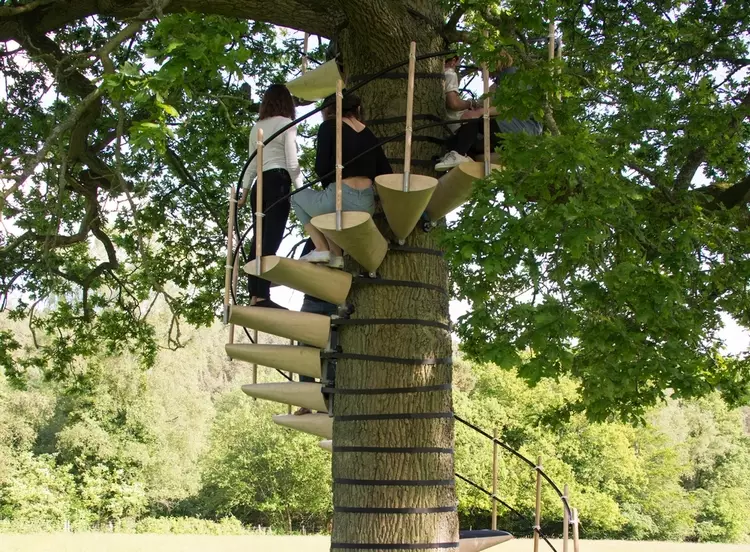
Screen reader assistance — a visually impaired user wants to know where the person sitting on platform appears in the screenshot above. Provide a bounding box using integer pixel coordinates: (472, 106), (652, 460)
(239, 84), (302, 309)
(294, 237), (338, 416)
(434, 52), (480, 172)
(434, 50), (542, 172)
(292, 93), (392, 269)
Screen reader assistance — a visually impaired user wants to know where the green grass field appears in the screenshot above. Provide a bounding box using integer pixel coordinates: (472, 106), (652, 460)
(1, 534), (748, 552)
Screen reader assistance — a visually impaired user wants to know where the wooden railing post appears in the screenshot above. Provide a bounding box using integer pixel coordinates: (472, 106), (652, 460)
(562, 484), (570, 552)
(252, 329), (258, 384)
(254, 127), (264, 278)
(491, 428), (498, 530)
(223, 186), (236, 328)
(572, 507), (580, 552)
(533, 456), (542, 552)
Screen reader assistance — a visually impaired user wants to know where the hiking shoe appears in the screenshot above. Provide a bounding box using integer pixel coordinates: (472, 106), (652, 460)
(329, 255), (344, 269)
(300, 250), (330, 264)
(435, 151), (472, 171)
(294, 408), (312, 416)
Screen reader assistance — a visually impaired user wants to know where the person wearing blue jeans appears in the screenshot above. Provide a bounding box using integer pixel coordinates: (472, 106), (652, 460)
(294, 238), (338, 415)
(291, 92), (391, 268)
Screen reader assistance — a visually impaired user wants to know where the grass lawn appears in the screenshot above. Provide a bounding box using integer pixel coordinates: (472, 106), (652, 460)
(1, 534), (749, 552)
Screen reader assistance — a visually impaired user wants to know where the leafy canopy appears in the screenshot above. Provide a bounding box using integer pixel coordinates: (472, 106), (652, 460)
(0, 0), (748, 421)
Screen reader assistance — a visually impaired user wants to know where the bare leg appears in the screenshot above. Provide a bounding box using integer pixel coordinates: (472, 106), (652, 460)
(304, 223), (330, 251)
(327, 239), (342, 257)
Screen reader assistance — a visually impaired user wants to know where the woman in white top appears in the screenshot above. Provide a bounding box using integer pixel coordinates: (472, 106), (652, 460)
(239, 84), (301, 309)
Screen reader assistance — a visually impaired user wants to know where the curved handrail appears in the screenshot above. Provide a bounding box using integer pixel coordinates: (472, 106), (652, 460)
(455, 472), (558, 552)
(455, 414), (574, 520)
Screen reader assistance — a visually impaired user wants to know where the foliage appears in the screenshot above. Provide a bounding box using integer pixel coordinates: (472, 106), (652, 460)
(442, 0), (750, 421)
(198, 392), (333, 532)
(2, 316), (747, 541)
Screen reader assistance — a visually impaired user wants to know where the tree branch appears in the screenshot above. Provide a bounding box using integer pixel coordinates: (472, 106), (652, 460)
(0, 0), (61, 17)
(1, 84), (104, 201)
(1, 0), (337, 43)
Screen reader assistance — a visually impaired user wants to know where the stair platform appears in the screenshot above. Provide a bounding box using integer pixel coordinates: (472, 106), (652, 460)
(311, 211), (387, 273)
(241, 382), (326, 411)
(375, 174), (438, 241)
(426, 161), (500, 221)
(286, 59), (341, 101)
(273, 413), (332, 439)
(229, 305), (331, 348)
(226, 344), (322, 379)
(459, 530), (513, 551)
(246, 255), (352, 305)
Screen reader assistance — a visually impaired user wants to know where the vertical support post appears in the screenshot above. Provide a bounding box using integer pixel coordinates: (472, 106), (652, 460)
(302, 33), (309, 74)
(228, 252), (240, 345)
(223, 187), (236, 327)
(482, 39), (491, 176)
(402, 41), (416, 191)
(288, 337), (294, 414)
(491, 427), (498, 530)
(572, 508), (580, 552)
(563, 484), (570, 552)
(335, 79), (343, 231)
(533, 456), (543, 552)
(252, 329), (258, 384)
(255, 127), (264, 277)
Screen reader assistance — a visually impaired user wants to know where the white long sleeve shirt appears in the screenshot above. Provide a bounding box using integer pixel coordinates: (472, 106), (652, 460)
(242, 116), (303, 190)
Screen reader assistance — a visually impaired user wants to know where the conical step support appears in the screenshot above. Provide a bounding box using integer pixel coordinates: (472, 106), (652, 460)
(229, 306), (330, 348)
(375, 174), (438, 241)
(319, 440), (333, 452)
(241, 382), (327, 411)
(246, 256), (352, 305)
(458, 530), (514, 552)
(286, 59), (342, 101)
(226, 344), (322, 379)
(426, 161), (501, 222)
(311, 211), (388, 273)
(273, 414), (333, 439)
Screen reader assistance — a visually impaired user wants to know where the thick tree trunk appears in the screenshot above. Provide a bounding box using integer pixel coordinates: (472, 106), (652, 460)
(332, 6), (458, 552)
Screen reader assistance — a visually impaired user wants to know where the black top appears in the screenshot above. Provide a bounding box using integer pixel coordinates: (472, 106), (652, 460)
(315, 119), (392, 186)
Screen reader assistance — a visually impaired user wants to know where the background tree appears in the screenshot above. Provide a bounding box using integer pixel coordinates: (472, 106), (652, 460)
(2, 0), (750, 550)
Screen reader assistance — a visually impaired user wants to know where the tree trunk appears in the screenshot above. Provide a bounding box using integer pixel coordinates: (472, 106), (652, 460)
(332, 7), (458, 551)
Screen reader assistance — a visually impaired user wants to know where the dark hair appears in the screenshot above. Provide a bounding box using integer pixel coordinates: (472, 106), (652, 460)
(259, 84), (295, 120)
(321, 91), (363, 121)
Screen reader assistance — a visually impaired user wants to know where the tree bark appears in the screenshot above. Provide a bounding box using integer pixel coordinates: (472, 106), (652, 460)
(332, 6), (459, 551)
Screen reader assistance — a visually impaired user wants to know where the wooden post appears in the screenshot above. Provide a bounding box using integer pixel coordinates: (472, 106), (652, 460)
(482, 37), (491, 177)
(252, 328), (258, 384)
(562, 484), (570, 552)
(572, 508), (580, 552)
(533, 456), (542, 552)
(255, 127), (264, 277)
(223, 186), (236, 326)
(491, 428), (498, 530)
(403, 41), (416, 192)
(228, 251), (240, 344)
(335, 79), (343, 230)
(288, 337), (294, 414)
(302, 33), (309, 74)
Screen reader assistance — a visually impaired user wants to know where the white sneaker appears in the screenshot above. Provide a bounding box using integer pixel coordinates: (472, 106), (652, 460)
(435, 151), (472, 172)
(300, 250), (330, 264)
(329, 256), (344, 269)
